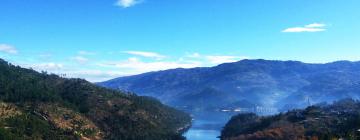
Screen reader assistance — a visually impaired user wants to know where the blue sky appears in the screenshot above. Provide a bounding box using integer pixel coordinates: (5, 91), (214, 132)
(1, 0), (360, 82)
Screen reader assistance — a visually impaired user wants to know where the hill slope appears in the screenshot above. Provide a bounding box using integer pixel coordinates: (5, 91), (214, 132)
(221, 99), (360, 140)
(99, 59), (360, 112)
(0, 59), (191, 140)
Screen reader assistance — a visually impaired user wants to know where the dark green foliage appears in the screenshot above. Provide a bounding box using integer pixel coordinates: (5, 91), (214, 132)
(221, 99), (360, 140)
(0, 59), (191, 140)
(0, 113), (75, 140)
(221, 113), (259, 137)
(221, 113), (283, 138)
(98, 95), (191, 140)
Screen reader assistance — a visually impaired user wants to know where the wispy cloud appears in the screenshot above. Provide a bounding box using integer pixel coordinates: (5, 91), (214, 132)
(305, 23), (326, 28)
(185, 53), (248, 64)
(282, 23), (327, 33)
(0, 44), (18, 54)
(8, 51), (248, 82)
(21, 61), (123, 82)
(31, 63), (64, 71)
(63, 70), (126, 82)
(206, 55), (248, 64)
(123, 51), (165, 59)
(115, 0), (141, 8)
(99, 54), (247, 75)
(99, 57), (201, 74)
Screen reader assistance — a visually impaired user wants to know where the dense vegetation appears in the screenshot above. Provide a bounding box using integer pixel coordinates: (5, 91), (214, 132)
(0, 59), (191, 140)
(221, 99), (360, 140)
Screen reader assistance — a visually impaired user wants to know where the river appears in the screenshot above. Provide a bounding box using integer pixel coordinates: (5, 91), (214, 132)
(184, 120), (221, 140)
(183, 111), (235, 140)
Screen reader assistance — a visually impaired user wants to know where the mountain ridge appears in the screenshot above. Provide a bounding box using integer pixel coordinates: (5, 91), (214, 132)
(99, 59), (360, 113)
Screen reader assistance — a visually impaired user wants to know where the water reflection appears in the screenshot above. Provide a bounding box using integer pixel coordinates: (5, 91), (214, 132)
(182, 108), (279, 139)
(184, 129), (219, 140)
(184, 111), (233, 140)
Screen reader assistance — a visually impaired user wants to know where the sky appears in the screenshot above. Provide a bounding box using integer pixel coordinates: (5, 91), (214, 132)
(0, 0), (360, 82)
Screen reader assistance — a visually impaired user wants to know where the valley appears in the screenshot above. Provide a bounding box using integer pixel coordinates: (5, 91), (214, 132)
(2, 1), (360, 139)
(99, 59), (360, 139)
(100, 59), (360, 114)
(2, 58), (360, 140)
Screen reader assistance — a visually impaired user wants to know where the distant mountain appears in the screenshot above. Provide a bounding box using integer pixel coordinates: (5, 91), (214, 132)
(99, 59), (360, 112)
(0, 59), (191, 140)
(221, 99), (360, 140)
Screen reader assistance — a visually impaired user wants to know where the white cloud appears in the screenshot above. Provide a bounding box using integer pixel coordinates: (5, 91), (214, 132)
(305, 23), (326, 28)
(71, 56), (89, 63)
(206, 55), (248, 64)
(99, 57), (202, 74)
(123, 51), (165, 59)
(9, 52), (249, 82)
(282, 27), (325, 33)
(64, 70), (126, 82)
(185, 53), (249, 65)
(31, 63), (64, 71)
(282, 23), (327, 33)
(115, 0), (141, 8)
(96, 54), (248, 80)
(24, 61), (123, 82)
(0, 44), (18, 54)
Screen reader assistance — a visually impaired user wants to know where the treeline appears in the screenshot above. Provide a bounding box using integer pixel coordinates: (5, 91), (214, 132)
(0, 59), (191, 140)
(221, 99), (360, 140)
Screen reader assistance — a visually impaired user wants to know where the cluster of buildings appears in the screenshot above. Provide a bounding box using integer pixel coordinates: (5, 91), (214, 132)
(221, 106), (278, 114)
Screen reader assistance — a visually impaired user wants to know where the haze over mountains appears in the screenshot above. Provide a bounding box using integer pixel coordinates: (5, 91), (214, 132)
(99, 59), (360, 113)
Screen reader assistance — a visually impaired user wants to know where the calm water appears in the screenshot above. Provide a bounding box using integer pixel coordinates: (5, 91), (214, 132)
(183, 110), (279, 140)
(184, 129), (219, 140)
(184, 111), (234, 140)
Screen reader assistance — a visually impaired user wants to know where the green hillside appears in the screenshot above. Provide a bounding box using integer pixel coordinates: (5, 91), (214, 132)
(221, 99), (360, 140)
(0, 59), (191, 140)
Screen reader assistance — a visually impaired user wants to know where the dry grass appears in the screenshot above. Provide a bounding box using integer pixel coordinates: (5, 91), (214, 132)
(0, 102), (22, 119)
(36, 103), (104, 140)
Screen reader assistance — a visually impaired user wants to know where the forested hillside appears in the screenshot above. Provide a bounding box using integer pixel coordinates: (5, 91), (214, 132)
(221, 99), (360, 140)
(0, 59), (191, 140)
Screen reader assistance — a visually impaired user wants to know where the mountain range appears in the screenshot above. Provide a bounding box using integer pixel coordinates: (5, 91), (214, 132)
(99, 59), (360, 113)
